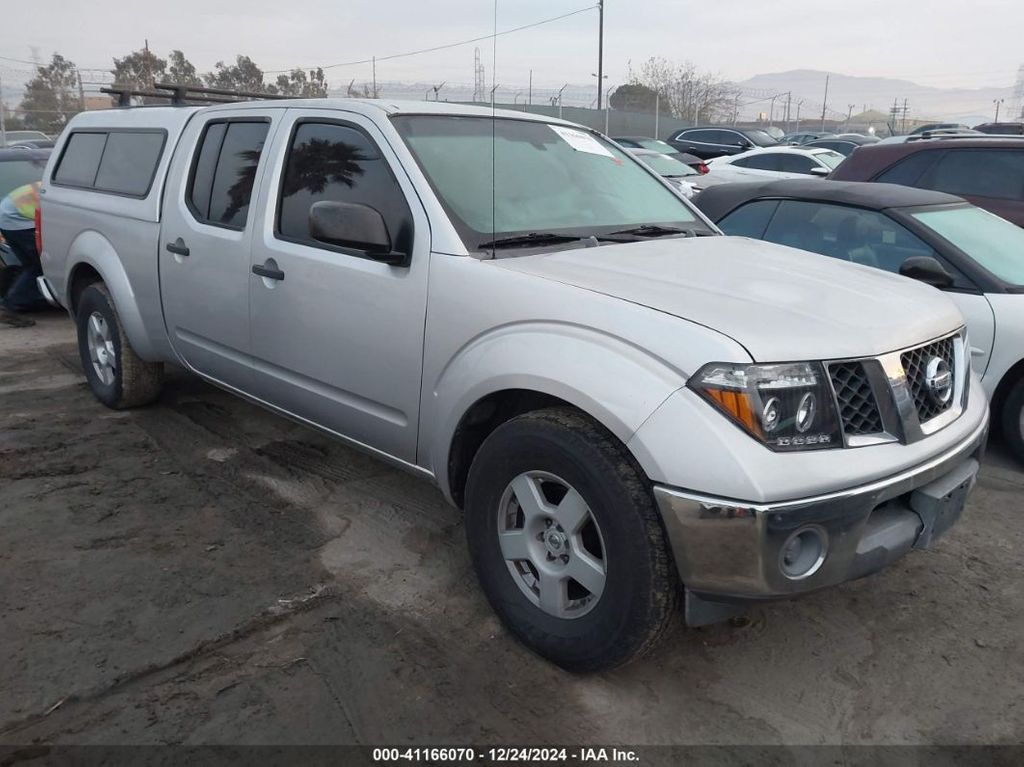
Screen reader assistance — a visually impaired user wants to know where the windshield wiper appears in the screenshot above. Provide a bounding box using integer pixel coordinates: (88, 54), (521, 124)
(478, 232), (587, 250)
(607, 224), (709, 238)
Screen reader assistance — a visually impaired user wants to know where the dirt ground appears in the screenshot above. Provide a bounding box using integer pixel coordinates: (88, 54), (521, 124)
(1, 314), (1022, 748)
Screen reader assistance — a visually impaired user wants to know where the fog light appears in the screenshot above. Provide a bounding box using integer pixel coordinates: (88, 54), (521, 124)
(779, 527), (826, 579)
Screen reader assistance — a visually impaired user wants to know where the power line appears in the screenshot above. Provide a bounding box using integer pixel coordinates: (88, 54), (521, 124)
(263, 5), (598, 73)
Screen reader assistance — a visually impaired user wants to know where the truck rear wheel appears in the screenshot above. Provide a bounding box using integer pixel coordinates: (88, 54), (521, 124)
(76, 283), (163, 409)
(1001, 377), (1024, 464)
(464, 407), (679, 672)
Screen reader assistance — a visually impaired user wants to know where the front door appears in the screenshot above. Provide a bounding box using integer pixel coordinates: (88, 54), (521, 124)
(246, 110), (431, 463)
(160, 109), (283, 388)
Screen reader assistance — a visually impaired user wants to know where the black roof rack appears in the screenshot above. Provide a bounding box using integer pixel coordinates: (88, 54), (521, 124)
(101, 82), (294, 107)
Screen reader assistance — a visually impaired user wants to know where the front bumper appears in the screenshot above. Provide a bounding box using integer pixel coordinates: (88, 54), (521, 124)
(653, 413), (988, 623)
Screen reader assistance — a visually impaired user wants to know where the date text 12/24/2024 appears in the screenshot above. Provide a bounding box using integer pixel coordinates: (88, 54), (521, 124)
(373, 747), (641, 763)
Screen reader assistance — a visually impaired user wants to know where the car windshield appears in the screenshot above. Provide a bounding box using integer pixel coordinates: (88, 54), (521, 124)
(747, 130), (778, 146)
(638, 153), (697, 177)
(0, 157), (48, 197)
(814, 150), (846, 169)
(912, 206), (1024, 287)
(635, 139), (676, 154)
(392, 115), (703, 250)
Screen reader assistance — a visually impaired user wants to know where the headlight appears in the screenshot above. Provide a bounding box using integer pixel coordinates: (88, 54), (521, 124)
(688, 362), (842, 451)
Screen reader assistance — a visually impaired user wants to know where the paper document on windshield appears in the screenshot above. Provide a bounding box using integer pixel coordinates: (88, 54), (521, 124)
(550, 125), (615, 158)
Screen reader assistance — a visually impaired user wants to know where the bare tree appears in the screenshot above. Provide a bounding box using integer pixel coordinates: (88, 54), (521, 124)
(630, 57), (737, 124)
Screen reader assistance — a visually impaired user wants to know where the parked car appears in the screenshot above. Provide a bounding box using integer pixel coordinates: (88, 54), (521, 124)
(612, 136), (709, 173)
(0, 147), (50, 291)
(666, 126), (778, 160)
(703, 146), (845, 183)
(782, 132), (836, 145)
(39, 100), (988, 671)
(877, 129), (983, 144)
(0, 130), (50, 147)
(8, 139), (56, 150)
(763, 126), (785, 141)
(973, 122), (1024, 136)
(695, 178), (1024, 461)
(829, 136), (1024, 227)
(625, 148), (700, 197)
(836, 133), (879, 142)
(910, 123), (969, 135)
(805, 135), (879, 157)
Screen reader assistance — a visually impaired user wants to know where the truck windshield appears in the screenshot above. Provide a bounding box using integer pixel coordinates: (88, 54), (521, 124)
(911, 205), (1024, 288)
(392, 115), (706, 251)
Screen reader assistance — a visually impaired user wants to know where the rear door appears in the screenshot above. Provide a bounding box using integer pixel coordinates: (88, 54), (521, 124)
(160, 108), (284, 388)
(915, 148), (1024, 227)
(246, 109), (431, 463)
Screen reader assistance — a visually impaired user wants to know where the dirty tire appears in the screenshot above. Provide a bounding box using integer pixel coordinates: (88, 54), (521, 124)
(76, 282), (164, 409)
(464, 407), (679, 672)
(1001, 377), (1024, 464)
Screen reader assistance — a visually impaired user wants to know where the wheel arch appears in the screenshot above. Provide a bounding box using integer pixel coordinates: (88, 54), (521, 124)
(63, 231), (160, 360)
(990, 356), (1024, 433)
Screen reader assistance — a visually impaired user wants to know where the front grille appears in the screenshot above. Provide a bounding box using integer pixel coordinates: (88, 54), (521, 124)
(901, 336), (956, 423)
(829, 361), (883, 436)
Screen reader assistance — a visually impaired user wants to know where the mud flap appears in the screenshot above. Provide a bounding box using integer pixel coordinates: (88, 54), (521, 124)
(910, 458), (979, 549)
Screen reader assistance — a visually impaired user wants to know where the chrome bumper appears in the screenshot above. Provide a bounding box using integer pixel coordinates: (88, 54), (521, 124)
(653, 414), (988, 619)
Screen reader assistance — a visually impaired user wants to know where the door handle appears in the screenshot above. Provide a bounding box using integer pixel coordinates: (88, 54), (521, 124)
(252, 263), (285, 281)
(165, 237), (190, 257)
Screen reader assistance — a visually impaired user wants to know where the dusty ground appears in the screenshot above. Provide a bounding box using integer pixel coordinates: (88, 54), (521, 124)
(1, 314), (1022, 748)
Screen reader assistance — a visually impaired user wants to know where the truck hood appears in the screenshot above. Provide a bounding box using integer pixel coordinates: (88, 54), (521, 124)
(491, 236), (964, 362)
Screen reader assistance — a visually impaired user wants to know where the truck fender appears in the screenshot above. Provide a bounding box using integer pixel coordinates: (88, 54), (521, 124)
(425, 322), (689, 502)
(63, 230), (160, 360)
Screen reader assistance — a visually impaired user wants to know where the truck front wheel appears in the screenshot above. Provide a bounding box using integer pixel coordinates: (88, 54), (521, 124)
(75, 283), (163, 409)
(464, 408), (679, 672)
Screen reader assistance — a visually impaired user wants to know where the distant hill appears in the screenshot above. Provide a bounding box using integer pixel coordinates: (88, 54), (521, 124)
(738, 69), (1015, 125)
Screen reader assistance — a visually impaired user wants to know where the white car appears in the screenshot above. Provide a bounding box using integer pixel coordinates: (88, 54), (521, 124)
(704, 146), (846, 184)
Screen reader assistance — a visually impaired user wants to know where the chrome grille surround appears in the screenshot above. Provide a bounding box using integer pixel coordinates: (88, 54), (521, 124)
(826, 329), (968, 447)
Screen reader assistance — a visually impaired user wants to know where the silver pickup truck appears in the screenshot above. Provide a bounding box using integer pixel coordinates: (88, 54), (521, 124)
(38, 100), (989, 671)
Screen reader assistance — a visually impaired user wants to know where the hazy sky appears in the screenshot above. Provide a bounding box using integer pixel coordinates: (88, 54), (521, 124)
(2, 0), (1021, 92)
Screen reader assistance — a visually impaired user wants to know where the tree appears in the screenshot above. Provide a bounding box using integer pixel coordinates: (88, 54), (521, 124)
(167, 50), (201, 86)
(273, 68), (328, 98)
(19, 53), (81, 134)
(204, 55), (269, 93)
(629, 57), (737, 124)
(112, 47), (167, 90)
(609, 83), (659, 113)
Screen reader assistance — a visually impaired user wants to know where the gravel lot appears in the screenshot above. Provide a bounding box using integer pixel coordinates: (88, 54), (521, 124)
(1, 314), (1022, 748)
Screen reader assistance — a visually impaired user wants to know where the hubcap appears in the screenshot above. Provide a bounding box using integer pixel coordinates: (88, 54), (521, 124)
(86, 312), (116, 386)
(496, 471), (607, 619)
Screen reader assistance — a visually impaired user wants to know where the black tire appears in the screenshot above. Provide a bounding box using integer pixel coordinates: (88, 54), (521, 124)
(76, 282), (164, 409)
(1001, 377), (1024, 464)
(464, 407), (679, 672)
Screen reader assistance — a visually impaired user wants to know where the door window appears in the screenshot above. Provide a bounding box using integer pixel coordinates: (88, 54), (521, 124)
(775, 154), (818, 174)
(717, 200), (779, 238)
(277, 121), (413, 256)
(679, 130), (717, 143)
(918, 149), (1024, 201)
(187, 120), (270, 229)
(874, 151), (940, 186)
(732, 154), (779, 171)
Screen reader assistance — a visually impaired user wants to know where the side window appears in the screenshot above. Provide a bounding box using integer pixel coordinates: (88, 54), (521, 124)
(712, 130), (744, 146)
(682, 130), (715, 143)
(733, 154), (779, 171)
(919, 149), (1024, 201)
(53, 132), (107, 187)
(776, 154), (817, 174)
(717, 200), (779, 238)
(188, 120), (269, 229)
(765, 201), (939, 274)
(93, 132), (166, 196)
(277, 122), (413, 256)
(875, 151), (940, 186)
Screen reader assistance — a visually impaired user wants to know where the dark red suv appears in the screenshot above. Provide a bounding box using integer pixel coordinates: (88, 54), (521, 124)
(830, 137), (1024, 227)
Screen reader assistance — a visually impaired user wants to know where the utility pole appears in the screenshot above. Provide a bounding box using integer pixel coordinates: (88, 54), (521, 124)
(557, 83), (569, 120)
(77, 69), (86, 111)
(994, 98), (1004, 123)
(846, 103), (855, 130)
(785, 92), (792, 131)
(0, 76), (6, 148)
(768, 94), (778, 128)
(144, 39), (152, 88)
(372, 56), (377, 98)
(654, 92), (660, 139)
(902, 98), (908, 134)
(528, 70), (533, 106)
(795, 99), (804, 132)
(820, 74), (830, 131)
(596, 0), (605, 111)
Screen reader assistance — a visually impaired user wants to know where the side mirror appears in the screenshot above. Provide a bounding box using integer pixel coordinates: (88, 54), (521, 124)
(899, 256), (954, 289)
(309, 201), (407, 266)
(808, 166), (831, 177)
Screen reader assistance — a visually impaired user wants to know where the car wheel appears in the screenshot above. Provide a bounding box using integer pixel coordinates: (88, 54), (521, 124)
(464, 407), (679, 672)
(76, 283), (164, 409)
(1001, 377), (1024, 464)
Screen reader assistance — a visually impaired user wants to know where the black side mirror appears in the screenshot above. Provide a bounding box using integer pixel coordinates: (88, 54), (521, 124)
(899, 256), (954, 289)
(309, 201), (408, 266)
